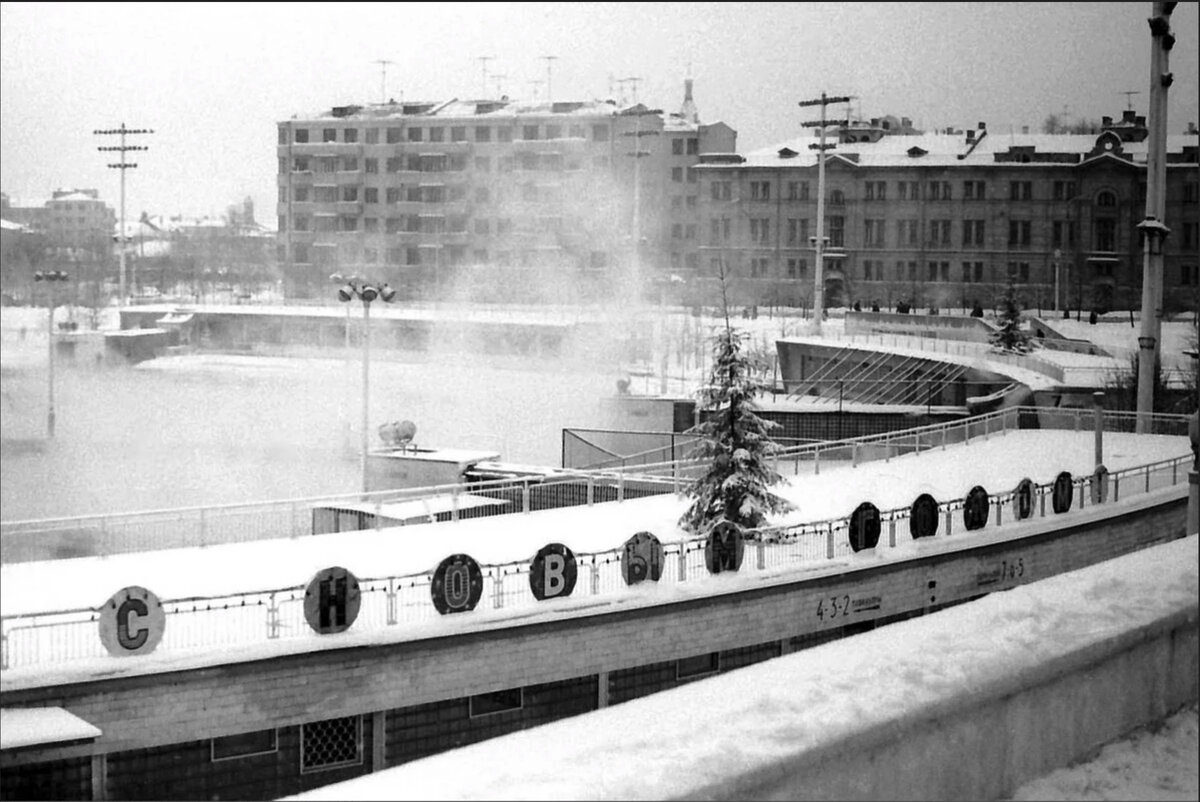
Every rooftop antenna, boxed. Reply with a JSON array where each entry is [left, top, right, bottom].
[[541, 55, 558, 103], [477, 56, 494, 97], [374, 59, 394, 104], [491, 73, 507, 97], [1119, 90, 1141, 111], [624, 76, 642, 105], [527, 79, 543, 101]]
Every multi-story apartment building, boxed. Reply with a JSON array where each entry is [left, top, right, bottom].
[[2, 189, 116, 260], [696, 110, 1200, 315], [276, 81, 735, 300]]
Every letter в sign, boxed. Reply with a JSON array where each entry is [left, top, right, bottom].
[[431, 553, 484, 614], [909, 493, 939, 539], [99, 586, 166, 657], [529, 543, 578, 600], [303, 566, 361, 635], [848, 502, 881, 552], [621, 531, 664, 585]]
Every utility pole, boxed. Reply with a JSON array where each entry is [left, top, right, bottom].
[[477, 55, 494, 96], [541, 55, 557, 103], [95, 123, 153, 307], [491, 74, 507, 97], [798, 92, 850, 335], [1136, 1, 1176, 432], [374, 59, 394, 104]]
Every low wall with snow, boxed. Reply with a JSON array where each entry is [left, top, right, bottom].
[[289, 535, 1199, 802]]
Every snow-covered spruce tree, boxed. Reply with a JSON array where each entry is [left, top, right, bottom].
[[990, 276, 1032, 353], [679, 265, 793, 536]]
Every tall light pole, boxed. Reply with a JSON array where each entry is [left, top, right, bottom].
[[35, 270, 70, 438], [95, 124, 153, 307], [330, 273, 357, 454], [1136, 1, 1176, 432], [336, 277, 397, 494], [621, 99, 658, 307], [799, 93, 851, 335], [374, 59, 394, 104]]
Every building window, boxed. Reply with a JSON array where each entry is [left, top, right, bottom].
[[711, 181, 732, 201], [1053, 181, 1076, 201], [1182, 221, 1198, 249], [864, 181, 886, 201], [786, 181, 809, 201], [1181, 264, 1199, 286], [750, 181, 771, 201], [1010, 181, 1033, 201], [927, 261, 950, 282], [522, 125, 539, 141], [300, 716, 362, 774], [1184, 183, 1199, 204], [1052, 220, 1076, 248], [294, 128, 309, 144], [363, 218, 378, 233], [428, 127, 445, 143], [341, 186, 358, 202], [863, 219, 885, 247], [686, 167, 697, 184], [322, 128, 336, 143], [828, 189, 845, 206], [386, 127, 402, 144], [341, 157, 358, 172], [827, 216, 845, 247], [897, 219, 919, 246], [364, 158, 378, 174], [340, 216, 357, 232], [677, 652, 719, 679], [407, 127, 423, 142], [449, 126, 467, 142], [1094, 218, 1117, 251], [787, 218, 809, 246], [316, 156, 337, 173], [1096, 190, 1118, 207], [962, 261, 985, 282], [1007, 261, 1032, 282], [962, 219, 985, 247], [470, 688, 523, 717], [863, 259, 880, 280], [963, 180, 986, 200], [671, 223, 683, 240], [687, 138, 699, 155], [898, 182, 919, 201], [671, 167, 684, 183], [929, 219, 952, 247], [293, 156, 310, 172], [365, 128, 379, 144], [786, 257, 807, 278], [684, 224, 696, 240], [278, 128, 289, 145], [750, 256, 770, 277], [749, 218, 770, 244], [672, 138, 685, 155], [592, 124, 610, 141], [343, 128, 358, 143], [1008, 220, 1031, 248]]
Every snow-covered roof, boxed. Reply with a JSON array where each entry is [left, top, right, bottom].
[[0, 218, 31, 232], [723, 131, 1198, 170], [291, 98, 627, 122], [0, 707, 102, 750]]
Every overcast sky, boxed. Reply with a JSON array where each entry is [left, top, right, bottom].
[[2, 2, 1197, 223]]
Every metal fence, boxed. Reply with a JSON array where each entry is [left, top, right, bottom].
[[1, 407, 1192, 671]]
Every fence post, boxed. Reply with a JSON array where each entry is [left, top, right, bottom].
[[451, 486, 460, 522], [617, 474, 625, 503], [386, 579, 397, 625], [267, 593, 280, 639], [1040, 488, 1046, 517], [374, 499, 383, 530], [1114, 473, 1120, 503], [678, 547, 688, 582], [996, 499, 1002, 527], [889, 518, 896, 548], [587, 476, 594, 506], [591, 562, 601, 595], [757, 540, 765, 570], [826, 524, 835, 559], [852, 442, 859, 467], [814, 446, 820, 475], [1145, 466, 1151, 493], [523, 480, 532, 513], [945, 508, 952, 536], [492, 570, 504, 608]]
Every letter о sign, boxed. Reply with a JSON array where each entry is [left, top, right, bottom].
[[529, 543, 577, 600], [431, 553, 484, 614], [99, 586, 165, 657]]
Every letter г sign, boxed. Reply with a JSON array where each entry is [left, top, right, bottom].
[[99, 586, 166, 657]]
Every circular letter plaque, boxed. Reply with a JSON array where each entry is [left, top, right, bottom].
[[1013, 478, 1035, 521], [621, 531, 664, 585], [705, 521, 745, 574], [848, 502, 882, 552], [99, 586, 166, 657], [303, 566, 361, 635], [1052, 471, 1074, 514], [431, 553, 484, 614], [529, 543, 578, 600], [909, 493, 940, 539], [963, 485, 990, 531]]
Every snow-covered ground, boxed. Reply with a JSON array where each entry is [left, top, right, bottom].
[[281, 535, 1199, 802], [1010, 702, 1198, 801]]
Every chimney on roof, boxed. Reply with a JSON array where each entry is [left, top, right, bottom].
[[966, 129, 976, 142], [680, 78, 699, 124], [1135, 115, 1145, 127], [1188, 122, 1198, 135], [1122, 109, 1136, 123], [901, 117, 912, 128], [978, 121, 986, 130], [1102, 115, 1113, 127]]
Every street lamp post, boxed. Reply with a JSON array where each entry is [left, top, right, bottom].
[[35, 270, 70, 438], [330, 273, 356, 454], [336, 277, 397, 494]]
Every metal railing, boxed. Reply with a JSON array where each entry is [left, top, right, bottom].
[[1, 407, 1192, 671]]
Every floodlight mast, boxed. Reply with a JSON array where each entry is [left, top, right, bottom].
[[95, 123, 153, 306], [798, 93, 851, 334]]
